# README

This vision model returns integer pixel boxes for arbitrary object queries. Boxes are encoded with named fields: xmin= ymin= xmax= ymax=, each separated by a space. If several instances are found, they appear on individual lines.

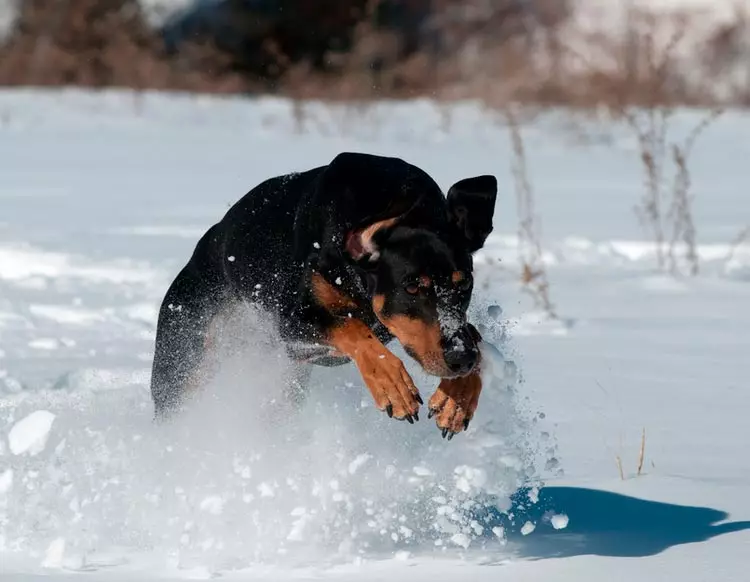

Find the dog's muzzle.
xmin=442 ymin=325 xmax=480 ymax=376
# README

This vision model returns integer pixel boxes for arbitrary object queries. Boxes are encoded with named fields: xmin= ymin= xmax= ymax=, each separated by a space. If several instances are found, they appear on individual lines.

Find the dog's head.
xmin=345 ymin=175 xmax=497 ymax=378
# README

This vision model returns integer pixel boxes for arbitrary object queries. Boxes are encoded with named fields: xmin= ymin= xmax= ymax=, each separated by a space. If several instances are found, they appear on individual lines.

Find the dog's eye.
xmin=405 ymin=283 xmax=420 ymax=295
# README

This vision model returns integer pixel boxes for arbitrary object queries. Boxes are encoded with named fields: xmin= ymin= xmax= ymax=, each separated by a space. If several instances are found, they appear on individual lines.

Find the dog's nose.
xmin=443 ymin=327 xmax=479 ymax=376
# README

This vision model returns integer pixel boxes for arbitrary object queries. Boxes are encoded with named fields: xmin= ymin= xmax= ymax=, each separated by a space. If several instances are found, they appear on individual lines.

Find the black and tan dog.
xmin=150 ymin=152 xmax=497 ymax=439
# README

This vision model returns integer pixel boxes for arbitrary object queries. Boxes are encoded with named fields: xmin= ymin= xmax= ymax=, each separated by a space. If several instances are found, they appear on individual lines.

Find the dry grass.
xmin=637 ymin=428 xmax=647 ymax=477
xmin=667 ymin=108 xmax=723 ymax=275
xmin=505 ymin=105 xmax=556 ymax=319
xmin=618 ymin=106 xmax=722 ymax=275
xmin=623 ymin=106 xmax=672 ymax=271
xmin=724 ymin=226 xmax=750 ymax=265
xmin=2 ymin=2 xmax=749 ymax=108
xmin=616 ymin=427 xmax=648 ymax=480
xmin=596 ymin=17 xmax=725 ymax=275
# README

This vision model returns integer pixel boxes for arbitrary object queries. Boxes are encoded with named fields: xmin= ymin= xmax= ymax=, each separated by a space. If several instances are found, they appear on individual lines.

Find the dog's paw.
xmin=358 ymin=351 xmax=422 ymax=423
xmin=428 ymin=371 xmax=482 ymax=440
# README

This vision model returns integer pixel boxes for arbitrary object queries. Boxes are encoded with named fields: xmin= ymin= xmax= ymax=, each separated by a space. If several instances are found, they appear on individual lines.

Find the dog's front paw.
xmin=428 ymin=371 xmax=482 ymax=440
xmin=358 ymin=351 xmax=423 ymax=423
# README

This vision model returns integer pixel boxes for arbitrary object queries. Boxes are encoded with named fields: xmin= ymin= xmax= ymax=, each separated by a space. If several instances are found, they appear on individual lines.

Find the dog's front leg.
xmin=428 ymin=324 xmax=484 ymax=440
xmin=327 ymin=318 xmax=423 ymax=422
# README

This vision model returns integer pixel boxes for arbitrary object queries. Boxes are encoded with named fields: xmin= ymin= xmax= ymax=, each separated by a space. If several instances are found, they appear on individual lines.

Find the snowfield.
xmin=1 ymin=89 xmax=749 ymax=581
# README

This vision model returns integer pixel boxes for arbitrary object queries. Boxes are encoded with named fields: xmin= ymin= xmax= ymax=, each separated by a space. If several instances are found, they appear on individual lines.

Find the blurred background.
xmin=0 ymin=0 xmax=748 ymax=107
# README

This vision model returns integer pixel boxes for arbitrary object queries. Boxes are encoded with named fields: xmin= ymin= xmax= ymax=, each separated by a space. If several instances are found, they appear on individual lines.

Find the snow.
xmin=7 ymin=410 xmax=56 ymax=456
xmin=550 ymin=514 xmax=569 ymax=530
xmin=520 ymin=522 xmax=536 ymax=536
xmin=0 ymin=88 xmax=749 ymax=581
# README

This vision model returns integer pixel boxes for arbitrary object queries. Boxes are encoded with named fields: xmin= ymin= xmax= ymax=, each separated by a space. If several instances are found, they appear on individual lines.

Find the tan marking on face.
xmin=419 ymin=274 xmax=432 ymax=288
xmin=372 ymin=294 xmax=449 ymax=377
xmin=452 ymin=271 xmax=465 ymax=284
xmin=312 ymin=272 xmax=358 ymax=313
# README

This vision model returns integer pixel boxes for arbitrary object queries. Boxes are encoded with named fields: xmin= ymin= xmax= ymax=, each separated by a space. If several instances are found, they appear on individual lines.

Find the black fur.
xmin=150 ymin=152 xmax=497 ymax=419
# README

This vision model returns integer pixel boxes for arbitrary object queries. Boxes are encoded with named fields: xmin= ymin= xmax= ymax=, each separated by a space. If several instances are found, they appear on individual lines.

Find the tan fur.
xmin=311 ymin=272 xmax=358 ymax=313
xmin=358 ymin=216 xmax=399 ymax=249
xmin=327 ymin=318 xmax=421 ymax=418
xmin=372 ymin=294 xmax=447 ymax=376
xmin=346 ymin=216 xmax=400 ymax=260
xmin=428 ymin=355 xmax=483 ymax=435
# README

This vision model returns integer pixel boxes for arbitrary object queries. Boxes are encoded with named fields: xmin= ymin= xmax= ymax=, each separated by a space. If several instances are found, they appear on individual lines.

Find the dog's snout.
xmin=443 ymin=326 xmax=479 ymax=376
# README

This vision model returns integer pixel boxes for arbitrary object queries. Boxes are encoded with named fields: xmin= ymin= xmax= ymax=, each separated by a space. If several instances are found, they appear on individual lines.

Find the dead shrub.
xmin=505 ymin=105 xmax=556 ymax=318
xmin=1 ymin=0 xmax=748 ymax=108
xmin=666 ymin=109 xmax=723 ymax=276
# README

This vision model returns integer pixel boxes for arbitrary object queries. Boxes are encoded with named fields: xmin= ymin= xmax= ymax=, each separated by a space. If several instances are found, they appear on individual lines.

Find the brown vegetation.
xmin=0 ymin=1 xmax=748 ymax=108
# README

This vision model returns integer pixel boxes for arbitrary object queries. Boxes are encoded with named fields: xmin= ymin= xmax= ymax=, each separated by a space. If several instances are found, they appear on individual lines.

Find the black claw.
xmin=447 ymin=431 xmax=455 ymax=441
xmin=441 ymin=427 xmax=449 ymax=439
xmin=428 ymin=409 xmax=436 ymax=420
xmin=416 ymin=393 xmax=424 ymax=405
xmin=386 ymin=404 xmax=393 ymax=418
xmin=463 ymin=418 xmax=471 ymax=431
xmin=413 ymin=411 xmax=419 ymax=422
xmin=406 ymin=415 xmax=414 ymax=424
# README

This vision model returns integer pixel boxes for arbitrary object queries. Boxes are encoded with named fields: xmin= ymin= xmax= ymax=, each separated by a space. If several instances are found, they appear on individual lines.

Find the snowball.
xmin=258 ymin=482 xmax=275 ymax=498
xmin=8 ymin=410 xmax=56 ymax=456
xmin=348 ymin=454 xmax=372 ymax=475
xmin=520 ymin=521 xmax=536 ymax=536
xmin=0 ymin=468 xmax=13 ymax=495
xmin=199 ymin=496 xmax=225 ymax=515
xmin=42 ymin=538 xmax=66 ymax=569
xmin=550 ymin=513 xmax=569 ymax=530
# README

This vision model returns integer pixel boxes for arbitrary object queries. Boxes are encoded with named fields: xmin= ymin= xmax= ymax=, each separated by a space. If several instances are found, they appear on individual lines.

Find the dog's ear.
xmin=344 ymin=216 xmax=399 ymax=265
xmin=343 ymin=186 xmax=424 ymax=266
xmin=447 ymin=175 xmax=497 ymax=253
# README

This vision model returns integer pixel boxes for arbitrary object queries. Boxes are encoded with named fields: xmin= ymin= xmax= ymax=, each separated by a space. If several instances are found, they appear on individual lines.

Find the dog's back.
xmin=183 ymin=166 xmax=325 ymax=305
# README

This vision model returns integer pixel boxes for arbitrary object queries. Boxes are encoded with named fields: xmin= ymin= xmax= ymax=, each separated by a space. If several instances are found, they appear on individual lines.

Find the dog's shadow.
xmin=477 ymin=486 xmax=750 ymax=561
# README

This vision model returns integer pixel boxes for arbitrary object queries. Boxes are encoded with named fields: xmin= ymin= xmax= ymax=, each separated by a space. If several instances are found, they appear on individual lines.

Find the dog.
xmin=150 ymin=152 xmax=497 ymax=439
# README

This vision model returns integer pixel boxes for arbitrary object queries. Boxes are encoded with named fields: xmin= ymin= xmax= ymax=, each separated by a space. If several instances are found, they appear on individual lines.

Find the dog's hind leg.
xmin=150 ymin=267 xmax=224 ymax=421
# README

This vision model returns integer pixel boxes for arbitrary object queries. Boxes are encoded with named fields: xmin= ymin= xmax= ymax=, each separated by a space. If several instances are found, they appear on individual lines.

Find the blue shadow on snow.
xmin=478 ymin=486 xmax=750 ymax=559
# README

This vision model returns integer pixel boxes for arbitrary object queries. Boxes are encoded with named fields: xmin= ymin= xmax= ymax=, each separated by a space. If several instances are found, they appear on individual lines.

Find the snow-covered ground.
xmin=0 ymin=89 xmax=749 ymax=581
